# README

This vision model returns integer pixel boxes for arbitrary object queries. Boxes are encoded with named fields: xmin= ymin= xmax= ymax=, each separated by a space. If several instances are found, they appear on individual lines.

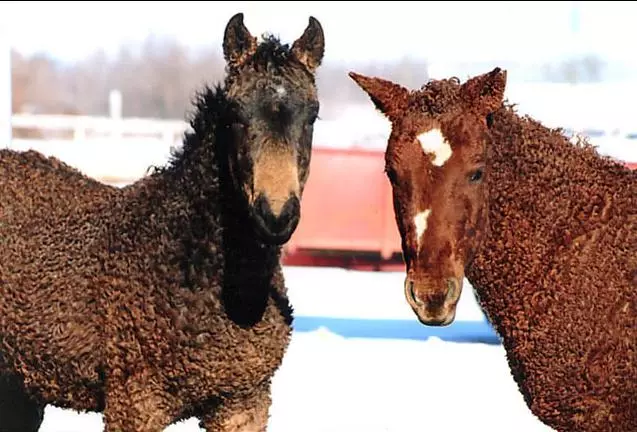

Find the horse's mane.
xmin=413 ymin=75 xmax=629 ymax=175
xmin=495 ymin=102 xmax=635 ymax=176
xmin=145 ymin=83 xmax=230 ymax=180
xmin=413 ymin=77 xmax=461 ymax=116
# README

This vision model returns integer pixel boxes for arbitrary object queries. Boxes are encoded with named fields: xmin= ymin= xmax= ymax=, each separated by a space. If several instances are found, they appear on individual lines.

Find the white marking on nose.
xmin=413 ymin=209 xmax=431 ymax=249
xmin=276 ymin=86 xmax=286 ymax=97
xmin=417 ymin=129 xmax=452 ymax=167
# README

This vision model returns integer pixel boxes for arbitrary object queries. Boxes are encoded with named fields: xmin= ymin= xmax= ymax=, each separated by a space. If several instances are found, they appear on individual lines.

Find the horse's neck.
xmin=216 ymin=165 xmax=283 ymax=325
xmin=152 ymin=130 xmax=283 ymax=324
xmin=468 ymin=108 xmax=634 ymax=298
xmin=115 ymin=160 xmax=223 ymax=286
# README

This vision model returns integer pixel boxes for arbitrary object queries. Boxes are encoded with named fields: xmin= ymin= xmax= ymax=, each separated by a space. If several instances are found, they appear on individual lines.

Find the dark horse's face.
xmin=222 ymin=13 xmax=324 ymax=246
xmin=349 ymin=68 xmax=507 ymax=326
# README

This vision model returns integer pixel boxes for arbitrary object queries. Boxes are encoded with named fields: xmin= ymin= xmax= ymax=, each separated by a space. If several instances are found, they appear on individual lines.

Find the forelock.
xmin=249 ymin=34 xmax=295 ymax=72
xmin=413 ymin=77 xmax=463 ymax=116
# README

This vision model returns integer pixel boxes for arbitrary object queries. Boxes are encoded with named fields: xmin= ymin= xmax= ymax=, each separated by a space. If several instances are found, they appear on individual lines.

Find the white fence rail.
xmin=8 ymin=80 xmax=637 ymax=152
xmin=8 ymin=114 xmax=194 ymax=186
xmin=6 ymin=109 xmax=637 ymax=188
xmin=9 ymin=104 xmax=637 ymax=150
xmin=11 ymin=113 xmax=190 ymax=146
xmin=9 ymin=110 xmax=396 ymax=151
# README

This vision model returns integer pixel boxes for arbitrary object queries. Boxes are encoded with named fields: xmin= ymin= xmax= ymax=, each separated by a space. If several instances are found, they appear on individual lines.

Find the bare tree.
xmin=11 ymin=35 xmax=433 ymax=122
xmin=542 ymin=54 xmax=606 ymax=84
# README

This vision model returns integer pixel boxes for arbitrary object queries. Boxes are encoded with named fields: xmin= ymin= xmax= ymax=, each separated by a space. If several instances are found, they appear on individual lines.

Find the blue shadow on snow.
xmin=293 ymin=316 xmax=501 ymax=345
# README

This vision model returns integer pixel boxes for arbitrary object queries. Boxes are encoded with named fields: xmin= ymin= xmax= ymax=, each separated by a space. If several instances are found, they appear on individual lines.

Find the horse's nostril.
xmin=255 ymin=195 xmax=269 ymax=216
xmin=253 ymin=198 xmax=267 ymax=222
xmin=446 ymin=278 xmax=457 ymax=302
xmin=408 ymin=280 xmax=423 ymax=305
xmin=278 ymin=195 xmax=300 ymax=226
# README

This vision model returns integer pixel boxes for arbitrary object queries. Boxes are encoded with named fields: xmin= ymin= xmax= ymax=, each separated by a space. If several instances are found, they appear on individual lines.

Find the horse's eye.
xmin=307 ymin=108 xmax=319 ymax=125
xmin=486 ymin=112 xmax=494 ymax=128
xmin=469 ymin=168 xmax=484 ymax=184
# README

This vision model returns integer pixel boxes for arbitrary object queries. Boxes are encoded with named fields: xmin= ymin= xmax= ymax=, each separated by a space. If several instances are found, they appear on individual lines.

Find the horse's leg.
xmin=0 ymin=373 xmax=45 ymax=432
xmin=102 ymin=371 xmax=175 ymax=432
xmin=200 ymin=383 xmax=272 ymax=432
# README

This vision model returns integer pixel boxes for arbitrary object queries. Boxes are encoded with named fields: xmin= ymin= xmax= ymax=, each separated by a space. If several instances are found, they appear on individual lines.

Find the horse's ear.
xmin=461 ymin=67 xmax=507 ymax=115
xmin=291 ymin=17 xmax=325 ymax=73
xmin=348 ymin=72 xmax=410 ymax=122
xmin=223 ymin=13 xmax=258 ymax=69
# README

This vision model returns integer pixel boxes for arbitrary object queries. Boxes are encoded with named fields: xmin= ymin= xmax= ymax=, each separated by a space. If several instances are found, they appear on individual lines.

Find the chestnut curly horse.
xmin=0 ymin=12 xmax=324 ymax=432
xmin=349 ymin=68 xmax=636 ymax=432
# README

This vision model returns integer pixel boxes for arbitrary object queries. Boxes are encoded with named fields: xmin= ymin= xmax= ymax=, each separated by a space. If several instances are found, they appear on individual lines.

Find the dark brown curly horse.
xmin=350 ymin=67 xmax=636 ymax=432
xmin=0 ymin=12 xmax=324 ymax=432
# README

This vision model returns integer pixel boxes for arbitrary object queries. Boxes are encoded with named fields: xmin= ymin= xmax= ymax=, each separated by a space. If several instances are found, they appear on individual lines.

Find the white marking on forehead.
xmin=417 ymin=128 xmax=453 ymax=167
xmin=276 ymin=86 xmax=287 ymax=96
xmin=413 ymin=209 xmax=431 ymax=250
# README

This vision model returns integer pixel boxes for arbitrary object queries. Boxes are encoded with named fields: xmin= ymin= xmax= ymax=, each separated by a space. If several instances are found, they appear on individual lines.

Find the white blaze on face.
xmin=276 ymin=86 xmax=287 ymax=97
xmin=417 ymin=128 xmax=452 ymax=167
xmin=413 ymin=209 xmax=431 ymax=250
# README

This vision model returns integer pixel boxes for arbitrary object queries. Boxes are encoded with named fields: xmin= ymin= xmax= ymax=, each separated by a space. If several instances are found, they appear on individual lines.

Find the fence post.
xmin=73 ymin=121 xmax=86 ymax=141
xmin=0 ymin=11 xmax=11 ymax=148
xmin=109 ymin=89 xmax=122 ymax=140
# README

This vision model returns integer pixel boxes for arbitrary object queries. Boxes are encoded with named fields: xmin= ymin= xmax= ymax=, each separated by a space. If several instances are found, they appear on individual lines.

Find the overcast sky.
xmin=1 ymin=1 xmax=636 ymax=68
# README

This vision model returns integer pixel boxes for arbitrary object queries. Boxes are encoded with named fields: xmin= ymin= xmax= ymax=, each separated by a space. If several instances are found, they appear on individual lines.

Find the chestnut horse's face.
xmin=349 ymin=68 xmax=507 ymax=326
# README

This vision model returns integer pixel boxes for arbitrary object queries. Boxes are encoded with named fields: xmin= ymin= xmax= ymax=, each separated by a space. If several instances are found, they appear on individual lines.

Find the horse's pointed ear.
xmin=348 ymin=72 xmax=410 ymax=122
xmin=291 ymin=17 xmax=325 ymax=73
xmin=461 ymin=67 xmax=507 ymax=115
xmin=223 ymin=13 xmax=258 ymax=69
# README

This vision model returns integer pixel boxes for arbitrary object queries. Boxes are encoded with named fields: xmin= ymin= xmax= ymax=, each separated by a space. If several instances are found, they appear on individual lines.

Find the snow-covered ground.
xmin=40 ymin=330 xmax=552 ymax=432
xmin=38 ymin=266 xmax=553 ymax=432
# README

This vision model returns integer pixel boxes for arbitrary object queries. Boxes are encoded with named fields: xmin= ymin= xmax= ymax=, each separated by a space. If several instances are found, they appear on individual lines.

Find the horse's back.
xmin=0 ymin=148 xmax=111 ymax=410
xmin=0 ymin=148 xmax=116 ymax=218
xmin=0 ymin=147 xmax=117 ymax=282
